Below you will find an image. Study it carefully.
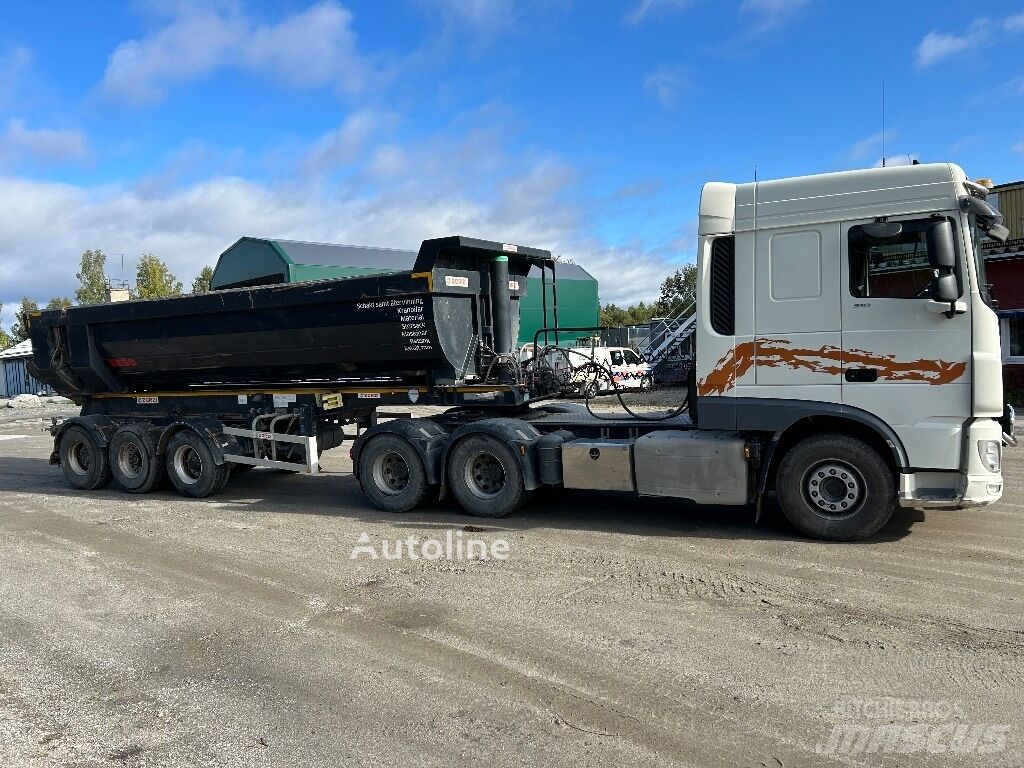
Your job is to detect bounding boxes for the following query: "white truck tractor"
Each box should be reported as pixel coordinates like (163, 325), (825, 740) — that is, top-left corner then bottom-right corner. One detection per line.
(354, 162), (1012, 540)
(34, 162), (1012, 541)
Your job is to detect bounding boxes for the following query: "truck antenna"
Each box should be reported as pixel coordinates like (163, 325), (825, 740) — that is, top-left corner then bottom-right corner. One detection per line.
(753, 164), (758, 229)
(881, 75), (886, 168)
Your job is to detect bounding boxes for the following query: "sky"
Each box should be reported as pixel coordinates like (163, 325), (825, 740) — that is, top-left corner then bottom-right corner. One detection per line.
(2, 0), (1024, 329)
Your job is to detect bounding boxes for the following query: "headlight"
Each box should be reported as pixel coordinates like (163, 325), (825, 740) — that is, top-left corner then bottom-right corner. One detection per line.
(978, 440), (1001, 472)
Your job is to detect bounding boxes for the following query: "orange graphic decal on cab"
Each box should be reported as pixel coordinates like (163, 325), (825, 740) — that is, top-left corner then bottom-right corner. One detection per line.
(697, 339), (967, 396)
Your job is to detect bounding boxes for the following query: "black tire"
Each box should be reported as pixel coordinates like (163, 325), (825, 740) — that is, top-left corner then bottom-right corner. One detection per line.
(59, 425), (113, 490)
(447, 434), (527, 518)
(109, 425), (165, 494)
(164, 431), (230, 498)
(583, 379), (600, 399)
(639, 373), (654, 392)
(358, 434), (429, 513)
(775, 434), (896, 541)
(213, 462), (232, 494)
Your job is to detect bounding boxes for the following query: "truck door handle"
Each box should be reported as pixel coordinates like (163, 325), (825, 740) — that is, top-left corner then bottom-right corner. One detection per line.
(845, 368), (878, 383)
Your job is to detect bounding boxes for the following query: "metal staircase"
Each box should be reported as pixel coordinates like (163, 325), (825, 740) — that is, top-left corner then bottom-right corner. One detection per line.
(635, 299), (697, 367)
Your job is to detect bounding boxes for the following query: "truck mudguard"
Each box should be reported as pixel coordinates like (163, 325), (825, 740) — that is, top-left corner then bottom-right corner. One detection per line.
(352, 418), (449, 485)
(157, 417), (242, 466)
(441, 418), (545, 492)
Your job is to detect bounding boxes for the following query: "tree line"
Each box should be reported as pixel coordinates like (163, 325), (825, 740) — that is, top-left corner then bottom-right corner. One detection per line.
(0, 250), (214, 349)
(599, 263), (696, 327)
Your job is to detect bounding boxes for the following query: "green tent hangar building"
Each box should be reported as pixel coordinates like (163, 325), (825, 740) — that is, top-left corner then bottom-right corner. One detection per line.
(210, 237), (600, 346)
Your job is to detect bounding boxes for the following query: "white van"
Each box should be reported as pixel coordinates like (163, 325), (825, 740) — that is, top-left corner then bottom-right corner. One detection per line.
(572, 346), (652, 396)
(519, 344), (653, 396)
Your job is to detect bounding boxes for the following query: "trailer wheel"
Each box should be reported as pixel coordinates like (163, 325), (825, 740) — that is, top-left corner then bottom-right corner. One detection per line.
(447, 434), (526, 518)
(59, 426), (113, 490)
(165, 431), (229, 498)
(775, 434), (896, 541)
(110, 426), (164, 494)
(358, 434), (428, 513)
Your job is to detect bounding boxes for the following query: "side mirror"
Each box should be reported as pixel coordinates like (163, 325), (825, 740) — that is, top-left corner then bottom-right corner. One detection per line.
(926, 220), (956, 270)
(934, 273), (958, 302)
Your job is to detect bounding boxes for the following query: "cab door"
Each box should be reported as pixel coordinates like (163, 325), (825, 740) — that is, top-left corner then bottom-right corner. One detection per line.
(750, 224), (843, 402)
(840, 217), (972, 470)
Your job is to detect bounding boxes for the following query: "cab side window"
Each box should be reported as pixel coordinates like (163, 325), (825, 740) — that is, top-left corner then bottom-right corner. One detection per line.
(848, 219), (938, 299)
(623, 350), (641, 365)
(609, 350), (624, 366)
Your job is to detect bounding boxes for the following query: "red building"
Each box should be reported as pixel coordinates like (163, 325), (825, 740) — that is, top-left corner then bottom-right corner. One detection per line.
(984, 179), (1024, 399)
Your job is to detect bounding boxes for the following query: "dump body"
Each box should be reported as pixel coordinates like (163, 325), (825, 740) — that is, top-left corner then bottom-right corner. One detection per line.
(28, 237), (547, 397)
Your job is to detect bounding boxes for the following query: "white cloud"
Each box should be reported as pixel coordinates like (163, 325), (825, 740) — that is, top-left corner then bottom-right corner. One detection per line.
(643, 65), (687, 108)
(995, 74), (1024, 98)
(0, 119), (91, 168)
(102, 10), (242, 104)
(1012, 141), (1024, 156)
(425, 0), (516, 32)
(366, 144), (408, 179)
(622, 0), (692, 27)
(101, 1), (373, 105)
(1005, 12), (1024, 32)
(915, 12), (1024, 69)
(847, 130), (894, 162)
(245, 2), (366, 91)
(304, 110), (399, 172)
(739, 0), (811, 34)
(0, 122), (688, 325)
(915, 19), (990, 68)
(0, 45), (32, 108)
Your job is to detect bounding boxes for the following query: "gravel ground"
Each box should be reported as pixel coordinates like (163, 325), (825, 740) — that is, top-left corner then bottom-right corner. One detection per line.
(0, 403), (1021, 767)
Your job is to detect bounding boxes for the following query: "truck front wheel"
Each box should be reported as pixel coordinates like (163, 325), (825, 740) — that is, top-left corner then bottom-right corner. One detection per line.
(775, 434), (896, 541)
(358, 434), (429, 513)
(447, 434), (526, 518)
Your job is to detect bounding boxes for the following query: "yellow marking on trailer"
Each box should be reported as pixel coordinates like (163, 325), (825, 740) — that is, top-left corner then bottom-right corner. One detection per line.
(410, 271), (433, 292)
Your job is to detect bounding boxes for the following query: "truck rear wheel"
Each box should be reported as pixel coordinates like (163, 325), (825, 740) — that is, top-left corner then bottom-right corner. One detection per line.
(447, 434), (526, 518)
(776, 434), (896, 541)
(165, 431), (229, 498)
(358, 434), (428, 513)
(59, 425), (113, 490)
(110, 425), (164, 493)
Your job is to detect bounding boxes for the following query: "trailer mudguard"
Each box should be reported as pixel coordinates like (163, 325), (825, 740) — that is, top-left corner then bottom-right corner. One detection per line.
(157, 417), (241, 465)
(352, 419), (448, 485)
(49, 415), (117, 465)
(442, 418), (544, 492)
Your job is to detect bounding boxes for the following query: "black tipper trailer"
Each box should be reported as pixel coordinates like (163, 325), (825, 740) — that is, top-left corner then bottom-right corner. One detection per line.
(24, 234), (709, 505)
(25, 234), (765, 534)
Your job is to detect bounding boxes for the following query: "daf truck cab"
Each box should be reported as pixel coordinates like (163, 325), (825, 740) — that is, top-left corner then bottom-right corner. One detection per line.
(694, 163), (1008, 527)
